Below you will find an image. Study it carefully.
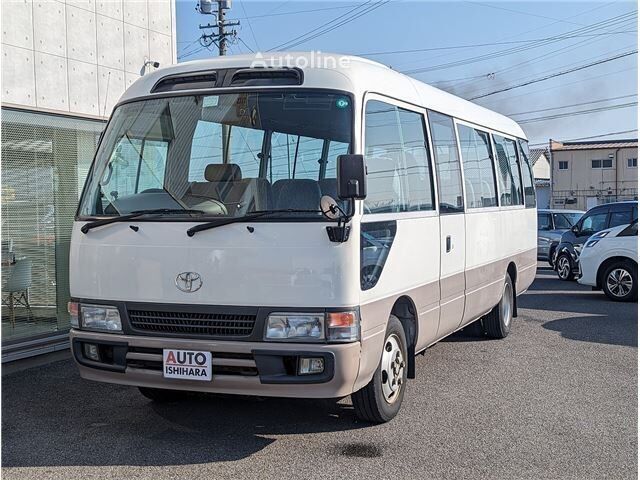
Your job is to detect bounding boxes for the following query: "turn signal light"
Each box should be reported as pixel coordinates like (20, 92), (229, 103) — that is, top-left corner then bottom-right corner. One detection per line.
(326, 311), (360, 342)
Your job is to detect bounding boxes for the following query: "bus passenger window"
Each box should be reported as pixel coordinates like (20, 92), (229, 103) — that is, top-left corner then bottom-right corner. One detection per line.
(364, 100), (435, 214)
(427, 111), (464, 213)
(518, 139), (537, 208)
(457, 124), (498, 208)
(493, 134), (523, 206)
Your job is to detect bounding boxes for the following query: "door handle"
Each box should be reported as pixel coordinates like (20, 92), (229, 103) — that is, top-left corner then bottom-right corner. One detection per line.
(446, 235), (452, 253)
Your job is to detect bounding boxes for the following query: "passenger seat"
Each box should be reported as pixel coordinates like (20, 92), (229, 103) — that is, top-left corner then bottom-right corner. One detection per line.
(274, 179), (322, 211)
(189, 163), (242, 201)
(319, 178), (338, 199)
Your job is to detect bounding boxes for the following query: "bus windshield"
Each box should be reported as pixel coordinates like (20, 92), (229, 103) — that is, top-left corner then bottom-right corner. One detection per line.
(78, 91), (353, 219)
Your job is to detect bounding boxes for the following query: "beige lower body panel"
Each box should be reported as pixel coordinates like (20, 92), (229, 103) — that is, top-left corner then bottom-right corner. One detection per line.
(463, 248), (537, 326)
(357, 248), (538, 389)
(356, 280), (439, 392)
(70, 330), (361, 399)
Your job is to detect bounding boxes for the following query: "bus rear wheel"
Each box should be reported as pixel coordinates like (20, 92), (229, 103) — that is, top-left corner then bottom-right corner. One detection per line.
(482, 274), (514, 339)
(352, 315), (408, 423)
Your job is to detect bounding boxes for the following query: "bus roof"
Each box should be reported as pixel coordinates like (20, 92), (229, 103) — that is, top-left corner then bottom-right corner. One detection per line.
(121, 52), (526, 140)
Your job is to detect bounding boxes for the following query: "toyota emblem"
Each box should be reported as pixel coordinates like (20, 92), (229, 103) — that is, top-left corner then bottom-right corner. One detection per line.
(175, 272), (202, 293)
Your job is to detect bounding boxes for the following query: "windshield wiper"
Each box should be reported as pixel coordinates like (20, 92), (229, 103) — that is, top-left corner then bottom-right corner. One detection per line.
(186, 209), (320, 237)
(81, 208), (206, 234)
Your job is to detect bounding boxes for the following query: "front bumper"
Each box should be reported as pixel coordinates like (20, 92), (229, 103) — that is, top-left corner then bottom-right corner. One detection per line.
(70, 329), (362, 398)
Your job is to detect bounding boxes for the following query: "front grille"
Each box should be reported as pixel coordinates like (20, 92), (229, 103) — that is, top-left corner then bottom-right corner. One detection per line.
(128, 310), (257, 337)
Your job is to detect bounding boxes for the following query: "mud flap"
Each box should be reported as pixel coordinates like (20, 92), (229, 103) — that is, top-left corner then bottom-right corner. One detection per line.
(407, 344), (416, 379)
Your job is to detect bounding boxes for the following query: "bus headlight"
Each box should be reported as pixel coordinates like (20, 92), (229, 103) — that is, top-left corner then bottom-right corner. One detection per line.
(264, 311), (360, 342)
(265, 313), (324, 341)
(80, 304), (122, 332)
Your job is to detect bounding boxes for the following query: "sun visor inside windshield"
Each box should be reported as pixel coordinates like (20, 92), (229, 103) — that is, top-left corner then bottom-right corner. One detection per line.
(125, 104), (175, 142)
(199, 92), (352, 143)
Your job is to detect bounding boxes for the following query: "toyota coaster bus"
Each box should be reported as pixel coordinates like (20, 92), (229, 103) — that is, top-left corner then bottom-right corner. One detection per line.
(69, 52), (537, 423)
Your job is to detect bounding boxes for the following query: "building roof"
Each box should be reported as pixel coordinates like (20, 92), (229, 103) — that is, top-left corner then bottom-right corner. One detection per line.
(550, 139), (638, 151)
(529, 148), (548, 165)
(121, 52), (526, 139)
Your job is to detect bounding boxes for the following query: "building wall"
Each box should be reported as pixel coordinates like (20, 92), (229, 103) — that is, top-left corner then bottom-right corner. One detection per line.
(551, 147), (638, 210)
(532, 153), (550, 180)
(2, 0), (177, 118)
(536, 185), (550, 209)
(1, 0), (176, 354)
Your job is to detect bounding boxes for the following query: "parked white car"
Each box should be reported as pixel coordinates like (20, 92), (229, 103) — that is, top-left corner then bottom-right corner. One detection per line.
(578, 222), (638, 302)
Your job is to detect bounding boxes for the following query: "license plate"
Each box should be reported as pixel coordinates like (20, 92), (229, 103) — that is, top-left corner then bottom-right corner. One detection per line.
(163, 349), (212, 381)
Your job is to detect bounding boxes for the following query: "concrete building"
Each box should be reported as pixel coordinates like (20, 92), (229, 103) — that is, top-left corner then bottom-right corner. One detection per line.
(549, 139), (638, 211)
(529, 148), (551, 209)
(1, 0), (177, 360)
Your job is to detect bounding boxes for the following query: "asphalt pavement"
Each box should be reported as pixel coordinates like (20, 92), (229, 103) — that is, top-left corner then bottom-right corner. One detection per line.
(2, 265), (637, 479)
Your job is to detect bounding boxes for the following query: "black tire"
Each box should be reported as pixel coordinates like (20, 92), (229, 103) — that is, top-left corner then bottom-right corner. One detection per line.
(138, 387), (187, 403)
(352, 315), (408, 423)
(556, 252), (575, 281)
(601, 261), (637, 302)
(482, 274), (514, 339)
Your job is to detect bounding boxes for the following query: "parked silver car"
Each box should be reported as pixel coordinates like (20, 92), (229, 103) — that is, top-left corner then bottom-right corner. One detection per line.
(537, 209), (584, 264)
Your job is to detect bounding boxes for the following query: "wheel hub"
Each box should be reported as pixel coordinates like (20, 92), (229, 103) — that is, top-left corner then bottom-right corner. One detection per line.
(607, 268), (633, 297)
(558, 256), (570, 278)
(380, 334), (405, 404)
(501, 281), (513, 327)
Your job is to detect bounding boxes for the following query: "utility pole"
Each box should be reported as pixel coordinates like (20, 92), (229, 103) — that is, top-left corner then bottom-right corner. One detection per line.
(197, 0), (239, 58)
(218, 0), (228, 56)
(197, 0), (239, 161)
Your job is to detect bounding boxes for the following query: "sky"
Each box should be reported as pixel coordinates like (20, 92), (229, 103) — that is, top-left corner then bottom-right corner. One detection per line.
(175, 0), (638, 147)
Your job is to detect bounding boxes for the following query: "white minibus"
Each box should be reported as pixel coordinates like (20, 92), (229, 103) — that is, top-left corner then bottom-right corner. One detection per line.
(69, 52), (537, 423)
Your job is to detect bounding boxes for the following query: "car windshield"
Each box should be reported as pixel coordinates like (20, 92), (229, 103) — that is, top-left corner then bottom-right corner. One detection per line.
(78, 91), (353, 219)
(554, 212), (582, 229)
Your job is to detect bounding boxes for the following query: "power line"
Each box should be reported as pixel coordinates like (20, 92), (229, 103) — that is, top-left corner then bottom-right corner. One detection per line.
(237, 36), (255, 53)
(178, 37), (202, 55)
(445, 25), (637, 92)
(236, 4), (361, 20)
(402, 11), (637, 75)
(268, 1), (390, 52)
(468, 49), (638, 100)
(461, 11), (636, 84)
(528, 130), (638, 147)
(479, 65), (637, 107)
(517, 101), (637, 124)
(507, 94), (637, 116)
(391, 0), (620, 72)
(277, 1), (390, 51)
(358, 31), (634, 57)
(238, 0), (260, 51)
(268, 2), (374, 51)
(434, 37), (636, 92)
(464, 0), (637, 36)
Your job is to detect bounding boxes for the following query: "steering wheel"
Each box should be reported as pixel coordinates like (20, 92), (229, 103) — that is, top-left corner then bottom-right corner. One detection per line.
(185, 194), (229, 216)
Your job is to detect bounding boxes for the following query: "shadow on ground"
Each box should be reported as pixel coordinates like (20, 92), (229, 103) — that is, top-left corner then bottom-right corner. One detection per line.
(520, 266), (637, 348)
(2, 357), (367, 468)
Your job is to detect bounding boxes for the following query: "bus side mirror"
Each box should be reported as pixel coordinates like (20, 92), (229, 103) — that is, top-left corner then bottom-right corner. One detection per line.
(337, 154), (367, 200)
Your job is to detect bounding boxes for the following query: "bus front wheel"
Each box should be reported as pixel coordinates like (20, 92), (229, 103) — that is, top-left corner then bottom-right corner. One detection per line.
(352, 315), (408, 423)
